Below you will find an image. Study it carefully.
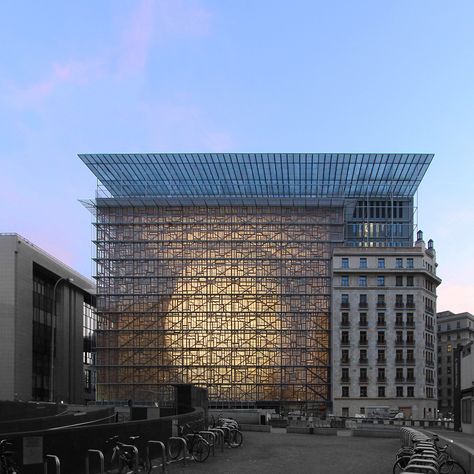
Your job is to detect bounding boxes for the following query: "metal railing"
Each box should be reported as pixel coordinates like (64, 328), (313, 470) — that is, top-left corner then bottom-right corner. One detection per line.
(44, 454), (61, 474)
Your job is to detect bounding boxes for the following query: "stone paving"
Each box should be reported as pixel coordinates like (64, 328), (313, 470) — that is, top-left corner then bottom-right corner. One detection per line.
(163, 430), (400, 474)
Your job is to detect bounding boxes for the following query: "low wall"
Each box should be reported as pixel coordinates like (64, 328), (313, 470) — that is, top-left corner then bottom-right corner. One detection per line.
(3, 407), (205, 474)
(0, 401), (65, 421)
(240, 423), (271, 432)
(0, 407), (114, 434)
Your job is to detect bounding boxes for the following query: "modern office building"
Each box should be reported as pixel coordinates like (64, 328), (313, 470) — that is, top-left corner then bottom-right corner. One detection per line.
(332, 233), (441, 419)
(80, 153), (434, 411)
(0, 233), (96, 404)
(437, 310), (474, 417)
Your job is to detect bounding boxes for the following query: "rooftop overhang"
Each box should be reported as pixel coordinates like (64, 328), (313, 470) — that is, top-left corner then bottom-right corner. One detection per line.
(79, 153), (433, 202)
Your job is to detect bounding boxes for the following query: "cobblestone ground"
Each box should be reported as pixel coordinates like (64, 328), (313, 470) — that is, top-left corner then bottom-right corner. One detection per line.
(161, 431), (400, 474)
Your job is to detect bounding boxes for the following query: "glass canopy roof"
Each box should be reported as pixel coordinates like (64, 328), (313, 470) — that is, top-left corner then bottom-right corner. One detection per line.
(80, 153), (433, 200)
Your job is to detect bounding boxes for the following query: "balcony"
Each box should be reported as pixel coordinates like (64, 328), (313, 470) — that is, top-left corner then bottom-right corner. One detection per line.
(359, 357), (368, 364)
(406, 377), (416, 383)
(395, 376), (405, 383)
(425, 342), (434, 349)
(359, 376), (368, 383)
(341, 377), (350, 383)
(395, 358), (404, 365)
(426, 360), (435, 368)
(341, 302), (350, 309)
(395, 320), (404, 328)
(377, 376), (386, 383)
(341, 340), (350, 347)
(376, 302), (386, 309)
(395, 302), (405, 309)
(359, 302), (368, 310)
(376, 358), (386, 365)
(376, 340), (386, 347)
(406, 302), (416, 309)
(406, 358), (416, 366)
(406, 321), (415, 328)
(395, 339), (405, 347)
(376, 321), (386, 328)
(359, 340), (369, 347)
(359, 321), (368, 328)
(406, 340), (415, 347)
(340, 321), (350, 328)
(341, 358), (350, 365)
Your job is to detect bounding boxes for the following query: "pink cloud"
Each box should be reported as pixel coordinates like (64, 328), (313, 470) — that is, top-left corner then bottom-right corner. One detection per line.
(437, 282), (474, 314)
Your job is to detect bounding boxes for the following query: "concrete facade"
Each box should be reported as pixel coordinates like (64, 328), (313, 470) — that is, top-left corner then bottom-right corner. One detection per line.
(437, 310), (474, 417)
(0, 234), (94, 403)
(332, 233), (441, 419)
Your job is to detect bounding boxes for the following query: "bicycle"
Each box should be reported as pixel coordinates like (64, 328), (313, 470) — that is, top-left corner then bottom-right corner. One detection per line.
(168, 423), (210, 463)
(105, 435), (150, 474)
(215, 416), (243, 448)
(0, 439), (20, 474)
(393, 435), (466, 474)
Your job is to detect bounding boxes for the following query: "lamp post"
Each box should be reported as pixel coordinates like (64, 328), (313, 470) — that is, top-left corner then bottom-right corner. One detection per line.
(49, 277), (73, 403)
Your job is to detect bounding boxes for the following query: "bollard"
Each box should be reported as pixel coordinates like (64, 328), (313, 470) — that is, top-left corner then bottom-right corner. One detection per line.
(147, 440), (167, 474)
(44, 454), (61, 474)
(85, 449), (105, 474)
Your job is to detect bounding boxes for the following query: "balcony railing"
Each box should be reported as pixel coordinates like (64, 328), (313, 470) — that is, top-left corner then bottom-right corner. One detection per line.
(359, 358), (368, 364)
(341, 358), (350, 365)
(406, 302), (415, 309)
(395, 320), (404, 328)
(359, 340), (369, 346)
(376, 321), (386, 328)
(395, 302), (404, 309)
(406, 340), (415, 347)
(376, 340), (386, 347)
(376, 358), (386, 364)
(395, 358), (404, 364)
(341, 340), (350, 346)
(359, 376), (368, 383)
(406, 358), (416, 366)
(395, 376), (405, 383)
(341, 302), (350, 309)
(359, 302), (368, 309)
(376, 302), (386, 309)
(406, 377), (416, 383)
(359, 321), (368, 328)
(406, 321), (415, 328)
(341, 377), (350, 383)
(340, 321), (350, 328)
(377, 376), (386, 382)
(395, 339), (405, 346)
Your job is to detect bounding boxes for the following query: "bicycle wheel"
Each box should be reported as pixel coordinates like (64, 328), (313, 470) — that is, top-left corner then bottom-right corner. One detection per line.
(392, 456), (410, 474)
(439, 460), (466, 474)
(168, 439), (183, 460)
(229, 429), (243, 448)
(191, 439), (210, 463)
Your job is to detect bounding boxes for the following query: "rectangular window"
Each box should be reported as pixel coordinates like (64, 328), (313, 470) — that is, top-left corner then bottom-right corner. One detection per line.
(341, 368), (349, 381)
(359, 331), (368, 344)
(342, 257), (349, 269)
(341, 312), (349, 326)
(377, 350), (385, 363)
(360, 386), (367, 397)
(377, 294), (385, 307)
(378, 386), (385, 398)
(396, 275), (403, 287)
(377, 313), (385, 326)
(406, 294), (414, 307)
(406, 275), (414, 287)
(396, 386), (404, 397)
(377, 331), (385, 344)
(360, 349), (367, 363)
(378, 258), (385, 269)
(407, 387), (414, 397)
(341, 349), (349, 363)
(341, 331), (349, 344)
(378, 368), (385, 381)
(341, 294), (349, 307)
(406, 258), (414, 269)
(341, 275), (349, 287)
(359, 313), (368, 326)
(359, 294), (368, 308)
(396, 294), (404, 307)
(359, 275), (367, 287)
(396, 258), (403, 269)
(342, 386), (349, 397)
(360, 258), (367, 269)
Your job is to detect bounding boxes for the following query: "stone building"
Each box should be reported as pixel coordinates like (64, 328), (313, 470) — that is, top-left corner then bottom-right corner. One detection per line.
(332, 232), (441, 419)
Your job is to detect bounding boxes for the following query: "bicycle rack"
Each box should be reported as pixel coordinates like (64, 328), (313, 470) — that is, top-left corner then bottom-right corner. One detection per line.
(208, 428), (225, 453)
(85, 449), (105, 474)
(44, 454), (61, 474)
(167, 437), (187, 466)
(199, 431), (217, 456)
(147, 440), (167, 473)
(120, 444), (139, 474)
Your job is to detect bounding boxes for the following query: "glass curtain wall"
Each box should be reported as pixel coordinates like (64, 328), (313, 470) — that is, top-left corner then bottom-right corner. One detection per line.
(94, 205), (344, 408)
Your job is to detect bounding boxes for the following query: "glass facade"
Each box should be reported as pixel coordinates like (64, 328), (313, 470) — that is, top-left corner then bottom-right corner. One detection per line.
(81, 153), (433, 408)
(94, 205), (344, 406)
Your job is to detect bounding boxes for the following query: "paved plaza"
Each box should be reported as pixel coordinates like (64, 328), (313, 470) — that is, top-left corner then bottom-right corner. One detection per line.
(165, 430), (400, 474)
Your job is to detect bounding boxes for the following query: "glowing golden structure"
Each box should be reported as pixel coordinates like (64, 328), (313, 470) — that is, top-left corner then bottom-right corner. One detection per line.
(94, 205), (343, 407)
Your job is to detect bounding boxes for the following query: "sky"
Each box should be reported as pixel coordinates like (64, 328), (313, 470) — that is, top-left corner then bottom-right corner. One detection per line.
(0, 0), (473, 313)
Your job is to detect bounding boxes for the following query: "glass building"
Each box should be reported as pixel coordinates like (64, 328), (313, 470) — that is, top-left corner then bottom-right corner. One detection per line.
(80, 153), (432, 409)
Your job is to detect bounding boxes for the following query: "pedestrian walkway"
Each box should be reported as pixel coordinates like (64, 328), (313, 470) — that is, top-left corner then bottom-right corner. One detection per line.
(424, 428), (474, 455)
(166, 430), (400, 473)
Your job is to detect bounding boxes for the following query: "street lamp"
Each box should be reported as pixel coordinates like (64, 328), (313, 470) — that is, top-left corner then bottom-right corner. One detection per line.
(49, 277), (73, 403)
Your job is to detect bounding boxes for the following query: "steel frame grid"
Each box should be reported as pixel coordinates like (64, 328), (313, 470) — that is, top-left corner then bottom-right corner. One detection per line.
(92, 205), (344, 406)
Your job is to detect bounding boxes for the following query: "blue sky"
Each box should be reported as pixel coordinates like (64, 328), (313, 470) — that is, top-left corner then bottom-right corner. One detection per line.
(0, 0), (473, 312)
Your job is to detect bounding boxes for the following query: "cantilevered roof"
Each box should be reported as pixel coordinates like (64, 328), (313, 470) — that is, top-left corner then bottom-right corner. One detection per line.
(79, 153), (433, 201)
